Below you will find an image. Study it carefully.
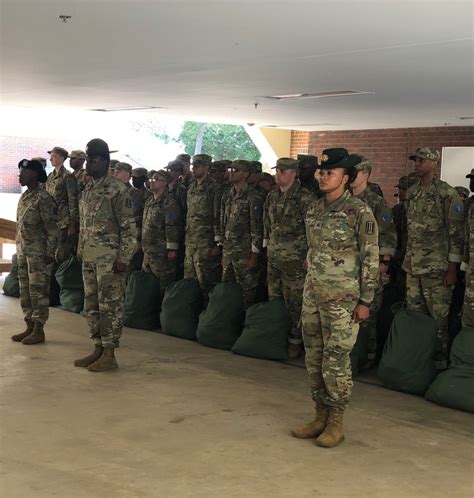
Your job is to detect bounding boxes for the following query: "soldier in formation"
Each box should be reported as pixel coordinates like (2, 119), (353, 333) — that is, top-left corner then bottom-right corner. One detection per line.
(297, 154), (322, 198)
(68, 149), (89, 194)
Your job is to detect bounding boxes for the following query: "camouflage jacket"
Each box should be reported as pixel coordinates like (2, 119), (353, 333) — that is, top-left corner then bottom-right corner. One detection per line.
(180, 173), (194, 190)
(367, 181), (384, 198)
(300, 177), (322, 199)
(392, 201), (408, 264)
(248, 182), (268, 201)
(73, 168), (88, 195)
(45, 165), (79, 229)
(127, 184), (151, 241)
(16, 186), (58, 258)
(403, 178), (465, 274)
(78, 175), (136, 265)
(263, 181), (314, 261)
(305, 190), (379, 305)
(353, 187), (397, 258)
(169, 181), (188, 224)
(220, 184), (263, 257)
(185, 176), (221, 247)
(142, 191), (184, 255)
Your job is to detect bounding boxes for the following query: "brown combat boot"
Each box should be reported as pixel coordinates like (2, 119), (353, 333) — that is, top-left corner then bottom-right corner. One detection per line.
(291, 400), (330, 439)
(315, 407), (345, 448)
(87, 347), (118, 372)
(11, 319), (34, 342)
(74, 345), (104, 368)
(288, 342), (303, 360)
(22, 322), (45, 345)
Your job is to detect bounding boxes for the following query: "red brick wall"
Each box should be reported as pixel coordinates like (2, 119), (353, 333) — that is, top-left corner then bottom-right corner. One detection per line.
(0, 136), (78, 193)
(290, 126), (474, 204)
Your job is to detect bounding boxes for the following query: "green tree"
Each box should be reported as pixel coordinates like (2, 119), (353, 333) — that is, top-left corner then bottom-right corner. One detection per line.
(178, 122), (261, 161)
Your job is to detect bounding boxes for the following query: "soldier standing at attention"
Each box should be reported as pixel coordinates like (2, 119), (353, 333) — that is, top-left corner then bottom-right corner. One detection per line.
(68, 150), (89, 194)
(220, 160), (263, 308)
(461, 192), (474, 326)
(12, 159), (58, 345)
(264, 157), (314, 359)
(176, 153), (193, 189)
(184, 154), (221, 300)
(404, 148), (464, 370)
(74, 139), (135, 372)
(247, 161), (267, 199)
(142, 170), (183, 299)
(297, 154), (322, 198)
(291, 148), (379, 448)
(351, 156), (397, 367)
(46, 146), (79, 263)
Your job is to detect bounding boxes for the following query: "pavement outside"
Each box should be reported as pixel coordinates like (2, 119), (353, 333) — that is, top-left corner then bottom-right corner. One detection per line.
(0, 294), (472, 498)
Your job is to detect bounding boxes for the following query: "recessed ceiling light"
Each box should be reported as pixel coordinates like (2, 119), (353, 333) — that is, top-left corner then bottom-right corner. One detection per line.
(90, 106), (166, 112)
(259, 90), (374, 101)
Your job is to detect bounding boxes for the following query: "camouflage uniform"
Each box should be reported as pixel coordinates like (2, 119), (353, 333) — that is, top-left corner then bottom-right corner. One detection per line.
(73, 169), (88, 195)
(403, 176), (464, 363)
(78, 176), (136, 348)
(353, 185), (397, 360)
(142, 190), (184, 298)
(127, 183), (151, 271)
(184, 175), (221, 298)
(303, 190), (379, 408)
(221, 169), (264, 308)
(368, 181), (384, 198)
(16, 186), (58, 324)
(461, 203), (474, 326)
(264, 174), (314, 345)
(45, 165), (79, 262)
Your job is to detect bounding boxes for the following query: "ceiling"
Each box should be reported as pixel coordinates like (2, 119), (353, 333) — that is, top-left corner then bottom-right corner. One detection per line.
(1, 0), (473, 131)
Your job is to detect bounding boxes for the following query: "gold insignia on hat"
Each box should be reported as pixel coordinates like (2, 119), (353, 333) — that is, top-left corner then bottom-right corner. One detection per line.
(321, 154), (329, 163)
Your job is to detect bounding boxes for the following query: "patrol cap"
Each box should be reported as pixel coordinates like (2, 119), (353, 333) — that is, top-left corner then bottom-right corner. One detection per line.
(166, 159), (185, 172)
(210, 160), (229, 172)
(109, 159), (119, 170)
(395, 176), (409, 189)
(153, 169), (172, 184)
(86, 138), (110, 162)
(297, 154), (318, 167)
(408, 147), (440, 161)
(353, 155), (373, 174)
(455, 186), (470, 198)
(229, 160), (251, 172)
(132, 167), (148, 178)
(260, 172), (275, 183)
(221, 160), (233, 167)
(177, 153), (191, 162)
(68, 150), (86, 159)
(115, 162), (132, 174)
(466, 168), (474, 178)
(18, 158), (47, 183)
(272, 157), (299, 171)
(47, 146), (68, 159)
(192, 154), (212, 166)
(147, 169), (157, 179)
(249, 161), (263, 173)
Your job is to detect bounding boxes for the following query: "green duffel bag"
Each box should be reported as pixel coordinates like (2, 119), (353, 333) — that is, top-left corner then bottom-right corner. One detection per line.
(377, 307), (438, 395)
(196, 282), (245, 350)
(160, 279), (204, 340)
(123, 271), (161, 330)
(425, 327), (474, 413)
(59, 288), (84, 314)
(232, 300), (292, 361)
(55, 255), (84, 312)
(350, 326), (368, 377)
(3, 254), (20, 297)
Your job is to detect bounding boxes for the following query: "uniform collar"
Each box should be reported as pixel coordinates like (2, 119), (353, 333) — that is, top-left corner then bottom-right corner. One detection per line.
(323, 189), (351, 211)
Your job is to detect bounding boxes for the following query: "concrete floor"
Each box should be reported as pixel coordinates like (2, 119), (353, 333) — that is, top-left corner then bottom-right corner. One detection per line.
(0, 295), (473, 498)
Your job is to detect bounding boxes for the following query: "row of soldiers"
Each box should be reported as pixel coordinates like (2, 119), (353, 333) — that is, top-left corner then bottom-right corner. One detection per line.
(11, 140), (472, 448)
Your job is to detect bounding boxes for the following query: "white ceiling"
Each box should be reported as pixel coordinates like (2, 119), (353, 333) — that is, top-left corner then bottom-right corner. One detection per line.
(1, 0), (473, 130)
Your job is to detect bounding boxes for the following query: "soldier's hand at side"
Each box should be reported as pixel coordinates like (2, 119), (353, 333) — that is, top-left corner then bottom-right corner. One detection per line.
(167, 250), (177, 261)
(211, 245), (221, 257)
(352, 304), (370, 323)
(112, 261), (127, 274)
(67, 223), (76, 238)
(43, 256), (54, 265)
(246, 253), (258, 271)
(443, 267), (457, 287)
(302, 259), (308, 271)
(379, 261), (389, 274)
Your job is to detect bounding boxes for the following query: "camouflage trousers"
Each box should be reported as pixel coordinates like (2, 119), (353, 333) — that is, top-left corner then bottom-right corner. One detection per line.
(82, 261), (127, 348)
(17, 255), (53, 324)
(142, 251), (177, 300)
(462, 268), (474, 327)
(56, 228), (76, 264)
(358, 275), (383, 360)
(267, 257), (306, 345)
(406, 272), (453, 360)
(302, 277), (359, 408)
(222, 252), (259, 309)
(184, 244), (221, 300)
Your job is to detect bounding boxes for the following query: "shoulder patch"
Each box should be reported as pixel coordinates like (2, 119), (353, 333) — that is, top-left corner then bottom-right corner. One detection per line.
(382, 214), (390, 222)
(454, 204), (463, 213)
(365, 221), (375, 235)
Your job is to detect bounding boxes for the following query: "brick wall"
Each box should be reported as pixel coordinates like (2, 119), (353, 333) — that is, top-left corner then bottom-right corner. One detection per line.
(290, 126), (474, 204)
(0, 136), (78, 193)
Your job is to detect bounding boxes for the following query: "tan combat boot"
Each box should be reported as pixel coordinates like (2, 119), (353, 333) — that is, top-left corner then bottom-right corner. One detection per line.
(11, 319), (34, 342)
(288, 342), (303, 360)
(22, 322), (45, 345)
(74, 345), (104, 368)
(291, 400), (330, 439)
(88, 347), (118, 372)
(315, 406), (345, 448)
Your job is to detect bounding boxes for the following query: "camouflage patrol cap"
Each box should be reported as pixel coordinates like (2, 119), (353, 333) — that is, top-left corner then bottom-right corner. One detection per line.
(192, 154), (212, 166)
(210, 160), (229, 172)
(131, 167), (148, 178)
(408, 147), (440, 161)
(177, 153), (191, 162)
(68, 150), (86, 159)
(466, 168), (474, 178)
(353, 155), (372, 173)
(153, 169), (172, 184)
(272, 157), (299, 171)
(455, 186), (470, 199)
(230, 160), (251, 172)
(47, 146), (68, 159)
(249, 161), (263, 173)
(297, 154), (318, 167)
(396, 174), (418, 189)
(166, 159), (185, 172)
(147, 169), (157, 179)
(114, 162), (132, 174)
(109, 159), (119, 170)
